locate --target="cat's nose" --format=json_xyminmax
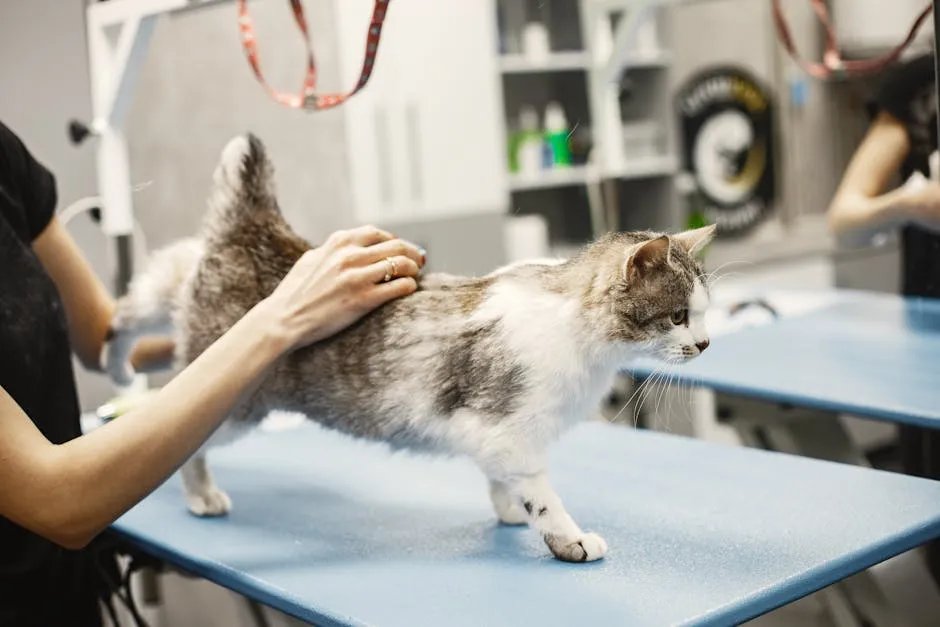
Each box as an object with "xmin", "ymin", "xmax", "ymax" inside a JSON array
[{"xmin": 696, "ymin": 340, "xmax": 710, "ymax": 353}]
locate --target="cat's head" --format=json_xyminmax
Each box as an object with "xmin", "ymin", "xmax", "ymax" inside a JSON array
[{"xmin": 584, "ymin": 225, "xmax": 716, "ymax": 362}]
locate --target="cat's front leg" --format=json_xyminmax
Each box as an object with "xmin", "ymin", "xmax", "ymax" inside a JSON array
[
  {"xmin": 180, "ymin": 452, "xmax": 232, "ymax": 517},
  {"xmin": 485, "ymin": 456, "xmax": 607, "ymax": 562}
]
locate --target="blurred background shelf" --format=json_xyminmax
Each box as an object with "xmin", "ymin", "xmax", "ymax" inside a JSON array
[
  {"xmin": 607, "ymin": 154, "xmax": 678, "ymax": 180},
  {"xmin": 499, "ymin": 51, "xmax": 590, "ymax": 73},
  {"xmin": 508, "ymin": 166, "xmax": 591, "ymax": 191}
]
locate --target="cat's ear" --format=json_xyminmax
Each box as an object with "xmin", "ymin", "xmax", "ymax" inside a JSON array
[
  {"xmin": 672, "ymin": 224, "xmax": 717, "ymax": 257},
  {"xmin": 623, "ymin": 235, "xmax": 671, "ymax": 282}
]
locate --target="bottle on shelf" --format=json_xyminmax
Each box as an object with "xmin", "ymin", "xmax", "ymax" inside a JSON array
[
  {"xmin": 544, "ymin": 101, "xmax": 572, "ymax": 168},
  {"xmin": 510, "ymin": 105, "xmax": 544, "ymax": 176}
]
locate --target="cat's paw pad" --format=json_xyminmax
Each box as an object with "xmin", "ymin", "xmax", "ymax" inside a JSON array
[
  {"xmin": 546, "ymin": 532, "xmax": 608, "ymax": 562},
  {"xmin": 186, "ymin": 487, "xmax": 232, "ymax": 517}
]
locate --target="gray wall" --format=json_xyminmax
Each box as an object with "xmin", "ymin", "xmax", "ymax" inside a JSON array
[{"xmin": 125, "ymin": 0, "xmax": 354, "ymax": 252}]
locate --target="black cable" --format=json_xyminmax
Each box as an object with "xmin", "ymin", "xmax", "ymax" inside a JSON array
[
  {"xmin": 101, "ymin": 594, "xmax": 121, "ymax": 627},
  {"xmin": 95, "ymin": 553, "xmax": 151, "ymax": 627},
  {"xmin": 121, "ymin": 558, "xmax": 151, "ymax": 627}
]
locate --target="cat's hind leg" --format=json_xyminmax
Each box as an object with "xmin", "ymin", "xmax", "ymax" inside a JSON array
[
  {"xmin": 179, "ymin": 407, "xmax": 264, "ymax": 516},
  {"xmin": 180, "ymin": 452, "xmax": 232, "ymax": 517},
  {"xmin": 482, "ymin": 452, "xmax": 607, "ymax": 562}
]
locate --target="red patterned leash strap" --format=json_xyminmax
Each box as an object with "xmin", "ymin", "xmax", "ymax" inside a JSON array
[
  {"xmin": 237, "ymin": 0, "xmax": 390, "ymax": 110},
  {"xmin": 772, "ymin": 0, "xmax": 933, "ymax": 79}
]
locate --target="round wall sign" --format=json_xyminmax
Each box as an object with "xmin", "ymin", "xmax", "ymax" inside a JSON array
[{"xmin": 676, "ymin": 66, "xmax": 777, "ymax": 237}]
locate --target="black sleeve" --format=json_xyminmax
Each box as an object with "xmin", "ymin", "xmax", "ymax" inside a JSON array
[
  {"xmin": 0, "ymin": 120, "xmax": 58, "ymax": 241},
  {"xmin": 870, "ymin": 54, "xmax": 936, "ymax": 123}
]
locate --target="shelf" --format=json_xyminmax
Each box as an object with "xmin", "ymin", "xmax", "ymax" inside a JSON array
[
  {"xmin": 607, "ymin": 154, "xmax": 677, "ymax": 180},
  {"xmin": 619, "ymin": 50, "xmax": 672, "ymax": 70},
  {"xmin": 508, "ymin": 166, "xmax": 590, "ymax": 191},
  {"xmin": 500, "ymin": 52, "xmax": 589, "ymax": 74},
  {"xmin": 508, "ymin": 155, "xmax": 676, "ymax": 192},
  {"xmin": 499, "ymin": 50, "xmax": 671, "ymax": 75}
]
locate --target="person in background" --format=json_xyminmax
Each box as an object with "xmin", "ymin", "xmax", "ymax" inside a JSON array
[
  {"xmin": 0, "ymin": 119, "xmax": 425, "ymax": 626},
  {"xmin": 827, "ymin": 51, "xmax": 940, "ymax": 585}
]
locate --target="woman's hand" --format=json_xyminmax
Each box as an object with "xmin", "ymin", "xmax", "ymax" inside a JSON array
[
  {"xmin": 900, "ymin": 178, "xmax": 940, "ymax": 232},
  {"xmin": 260, "ymin": 225, "xmax": 426, "ymax": 351}
]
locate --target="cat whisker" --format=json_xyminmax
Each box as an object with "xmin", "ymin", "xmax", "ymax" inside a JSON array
[
  {"xmin": 706, "ymin": 271, "xmax": 747, "ymax": 291},
  {"xmin": 636, "ymin": 367, "xmax": 667, "ymax": 428},
  {"xmin": 653, "ymin": 365, "xmax": 673, "ymax": 431},
  {"xmin": 611, "ymin": 366, "xmax": 664, "ymax": 426},
  {"xmin": 703, "ymin": 259, "xmax": 753, "ymax": 286},
  {"xmin": 629, "ymin": 369, "xmax": 664, "ymax": 427}
]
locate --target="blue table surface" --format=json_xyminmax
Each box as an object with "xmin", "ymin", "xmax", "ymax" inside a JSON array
[
  {"xmin": 628, "ymin": 291, "xmax": 940, "ymax": 428},
  {"xmin": 113, "ymin": 420, "xmax": 940, "ymax": 627}
]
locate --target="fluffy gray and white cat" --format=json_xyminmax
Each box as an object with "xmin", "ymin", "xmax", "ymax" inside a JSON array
[{"xmin": 104, "ymin": 134, "xmax": 715, "ymax": 563}]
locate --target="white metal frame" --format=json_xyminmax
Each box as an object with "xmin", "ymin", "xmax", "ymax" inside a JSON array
[{"xmin": 85, "ymin": 0, "xmax": 233, "ymax": 239}]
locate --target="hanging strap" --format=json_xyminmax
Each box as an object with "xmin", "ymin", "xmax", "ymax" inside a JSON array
[
  {"xmin": 771, "ymin": 0, "xmax": 933, "ymax": 79},
  {"xmin": 237, "ymin": 0, "xmax": 390, "ymax": 110}
]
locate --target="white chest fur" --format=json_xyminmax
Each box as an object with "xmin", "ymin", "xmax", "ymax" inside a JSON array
[{"xmin": 475, "ymin": 281, "xmax": 621, "ymax": 440}]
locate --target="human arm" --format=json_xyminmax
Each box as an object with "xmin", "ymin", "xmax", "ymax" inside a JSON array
[
  {"xmin": 31, "ymin": 216, "xmax": 175, "ymax": 373},
  {"xmin": 1, "ymin": 224, "xmax": 423, "ymax": 550},
  {"xmin": 828, "ymin": 54, "xmax": 940, "ymax": 246},
  {"xmin": 825, "ymin": 111, "xmax": 940, "ymax": 245}
]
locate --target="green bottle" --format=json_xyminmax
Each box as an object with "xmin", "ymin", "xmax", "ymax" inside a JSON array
[{"xmin": 544, "ymin": 101, "xmax": 572, "ymax": 167}]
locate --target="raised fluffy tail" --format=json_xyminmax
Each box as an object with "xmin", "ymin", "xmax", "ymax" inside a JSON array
[
  {"xmin": 204, "ymin": 133, "xmax": 279, "ymax": 243},
  {"xmin": 103, "ymin": 237, "xmax": 204, "ymax": 386}
]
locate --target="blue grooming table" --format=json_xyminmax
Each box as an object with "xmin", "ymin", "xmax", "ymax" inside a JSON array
[
  {"xmin": 111, "ymin": 419, "xmax": 940, "ymax": 627},
  {"xmin": 627, "ymin": 289, "xmax": 940, "ymax": 428}
]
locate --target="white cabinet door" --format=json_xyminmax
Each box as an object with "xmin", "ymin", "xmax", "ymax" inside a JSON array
[
  {"xmin": 335, "ymin": 0, "xmax": 508, "ymax": 224},
  {"xmin": 394, "ymin": 0, "xmax": 508, "ymax": 220},
  {"xmin": 334, "ymin": 0, "xmax": 409, "ymax": 224}
]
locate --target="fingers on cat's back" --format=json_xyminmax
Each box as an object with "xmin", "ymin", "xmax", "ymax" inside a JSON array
[
  {"xmin": 370, "ymin": 276, "xmax": 418, "ymax": 306},
  {"xmin": 329, "ymin": 225, "xmax": 394, "ymax": 249}
]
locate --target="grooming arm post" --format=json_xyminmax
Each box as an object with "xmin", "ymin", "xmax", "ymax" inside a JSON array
[{"xmin": 85, "ymin": 0, "xmax": 235, "ymax": 295}]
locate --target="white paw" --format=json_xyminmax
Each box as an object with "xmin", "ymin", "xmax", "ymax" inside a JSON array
[
  {"xmin": 186, "ymin": 486, "xmax": 232, "ymax": 517},
  {"xmin": 546, "ymin": 532, "xmax": 608, "ymax": 562},
  {"xmin": 104, "ymin": 338, "xmax": 136, "ymax": 387}
]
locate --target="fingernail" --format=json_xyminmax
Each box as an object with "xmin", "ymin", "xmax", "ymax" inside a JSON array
[{"xmin": 419, "ymin": 248, "xmax": 427, "ymax": 266}]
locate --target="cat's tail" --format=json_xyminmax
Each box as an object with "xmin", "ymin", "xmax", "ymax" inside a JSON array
[
  {"xmin": 102, "ymin": 237, "xmax": 204, "ymax": 386},
  {"xmin": 203, "ymin": 133, "xmax": 279, "ymax": 244}
]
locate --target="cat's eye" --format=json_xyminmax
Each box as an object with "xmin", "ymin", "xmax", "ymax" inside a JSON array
[{"xmin": 670, "ymin": 309, "xmax": 688, "ymax": 325}]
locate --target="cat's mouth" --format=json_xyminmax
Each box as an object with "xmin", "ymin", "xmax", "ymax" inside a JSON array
[{"xmin": 654, "ymin": 344, "xmax": 705, "ymax": 364}]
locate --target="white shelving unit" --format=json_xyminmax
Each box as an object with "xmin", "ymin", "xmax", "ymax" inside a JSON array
[
  {"xmin": 334, "ymin": 0, "xmax": 508, "ymax": 226},
  {"xmin": 494, "ymin": 0, "xmax": 682, "ymax": 250},
  {"xmin": 499, "ymin": 51, "xmax": 590, "ymax": 73}
]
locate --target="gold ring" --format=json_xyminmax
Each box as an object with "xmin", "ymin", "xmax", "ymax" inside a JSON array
[{"xmin": 383, "ymin": 257, "xmax": 397, "ymax": 282}]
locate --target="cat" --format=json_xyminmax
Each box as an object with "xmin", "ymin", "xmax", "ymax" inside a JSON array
[{"xmin": 103, "ymin": 133, "xmax": 715, "ymax": 563}]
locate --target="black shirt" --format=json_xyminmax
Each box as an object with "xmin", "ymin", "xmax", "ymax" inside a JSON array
[
  {"xmin": 869, "ymin": 53, "xmax": 940, "ymax": 297},
  {"xmin": 0, "ymin": 120, "xmax": 106, "ymax": 626}
]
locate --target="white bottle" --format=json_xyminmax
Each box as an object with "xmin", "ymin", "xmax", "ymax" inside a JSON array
[
  {"xmin": 522, "ymin": 22, "xmax": 551, "ymax": 64},
  {"xmin": 517, "ymin": 105, "xmax": 543, "ymax": 176}
]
